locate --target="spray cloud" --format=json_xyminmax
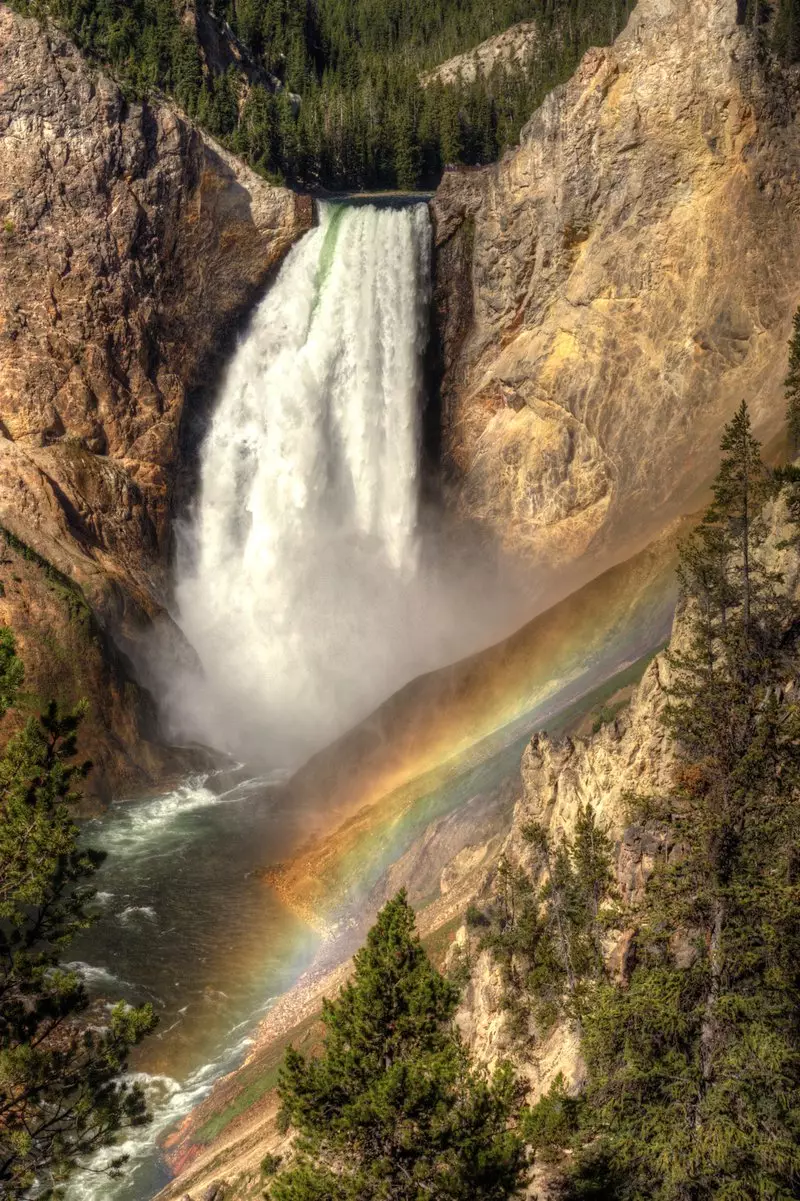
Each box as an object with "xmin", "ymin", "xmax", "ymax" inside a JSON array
[{"xmin": 163, "ymin": 202, "xmax": 533, "ymax": 767}]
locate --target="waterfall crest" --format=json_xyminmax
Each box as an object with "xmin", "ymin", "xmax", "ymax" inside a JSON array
[{"xmin": 171, "ymin": 203, "xmax": 432, "ymax": 763}]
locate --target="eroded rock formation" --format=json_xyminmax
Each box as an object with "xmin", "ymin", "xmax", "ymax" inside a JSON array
[
  {"xmin": 421, "ymin": 20, "xmax": 539, "ymax": 87},
  {"xmin": 0, "ymin": 5, "xmax": 310, "ymax": 796},
  {"xmin": 432, "ymin": 0, "xmax": 800, "ymax": 568},
  {"xmin": 451, "ymin": 490, "xmax": 800, "ymax": 1116},
  {"xmin": 453, "ymin": 644, "xmax": 676, "ymax": 1096}
]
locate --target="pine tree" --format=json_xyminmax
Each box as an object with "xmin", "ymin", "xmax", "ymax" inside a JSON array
[
  {"xmin": 238, "ymin": 84, "xmax": 279, "ymax": 175},
  {"xmin": 0, "ymin": 631, "xmax": 157, "ymax": 1198},
  {"xmin": 570, "ymin": 804, "xmax": 617, "ymax": 974},
  {"xmin": 276, "ymin": 90, "xmax": 300, "ymax": 182},
  {"xmin": 565, "ymin": 404, "xmax": 800, "ymax": 1200},
  {"xmin": 209, "ymin": 67, "xmax": 241, "ymax": 138},
  {"xmin": 272, "ymin": 892, "xmax": 527, "ymax": 1200},
  {"xmin": 476, "ymin": 806, "xmax": 616, "ymax": 1038},
  {"xmin": 438, "ymin": 86, "xmax": 464, "ymax": 167},
  {"xmin": 171, "ymin": 26, "xmax": 203, "ymax": 116},
  {"xmin": 392, "ymin": 103, "xmax": 421, "ymax": 191}
]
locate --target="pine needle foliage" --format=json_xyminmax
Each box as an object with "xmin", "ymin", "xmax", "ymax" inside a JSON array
[
  {"xmin": 563, "ymin": 402, "xmax": 800, "ymax": 1200},
  {"xmin": 477, "ymin": 805, "xmax": 617, "ymax": 1036},
  {"xmin": 9, "ymin": 0, "xmax": 635, "ymax": 191},
  {"xmin": 272, "ymin": 891, "xmax": 527, "ymax": 1200},
  {"xmin": 0, "ymin": 632, "xmax": 156, "ymax": 1199},
  {"xmin": 520, "ymin": 1073, "xmax": 581, "ymax": 1166}
]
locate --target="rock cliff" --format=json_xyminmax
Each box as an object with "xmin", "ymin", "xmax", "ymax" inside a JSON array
[
  {"xmin": 451, "ymin": 490, "xmax": 800, "ymax": 1126},
  {"xmin": 421, "ymin": 20, "xmax": 539, "ymax": 87},
  {"xmin": 432, "ymin": 0, "xmax": 800, "ymax": 569},
  {"xmin": 453, "ymin": 643, "xmax": 676, "ymax": 1098},
  {"xmin": 0, "ymin": 5, "xmax": 310, "ymax": 796}
]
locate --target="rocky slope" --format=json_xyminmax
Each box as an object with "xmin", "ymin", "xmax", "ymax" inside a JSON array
[
  {"xmin": 0, "ymin": 5, "xmax": 310, "ymax": 796},
  {"xmin": 450, "ymin": 489, "xmax": 800, "ymax": 1127},
  {"xmin": 432, "ymin": 0, "xmax": 800, "ymax": 569},
  {"xmin": 422, "ymin": 20, "xmax": 539, "ymax": 87}
]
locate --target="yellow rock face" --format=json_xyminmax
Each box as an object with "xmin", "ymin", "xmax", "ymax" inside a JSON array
[
  {"xmin": 432, "ymin": 0, "xmax": 800, "ymax": 571},
  {"xmin": 0, "ymin": 7, "xmax": 311, "ymax": 795}
]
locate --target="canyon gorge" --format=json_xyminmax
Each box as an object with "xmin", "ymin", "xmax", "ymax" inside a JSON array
[
  {"xmin": 3, "ymin": 0, "xmax": 800, "ymax": 792},
  {"xmin": 2, "ymin": 0, "xmax": 800, "ymax": 1196}
]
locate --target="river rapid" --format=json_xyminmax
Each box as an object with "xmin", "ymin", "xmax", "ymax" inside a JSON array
[{"xmin": 66, "ymin": 770, "xmax": 319, "ymax": 1201}]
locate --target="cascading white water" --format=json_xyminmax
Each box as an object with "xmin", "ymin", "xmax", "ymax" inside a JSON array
[{"xmin": 170, "ymin": 203, "xmax": 433, "ymax": 763}]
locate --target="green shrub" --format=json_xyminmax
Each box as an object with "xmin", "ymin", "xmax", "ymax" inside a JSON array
[{"xmin": 521, "ymin": 1074, "xmax": 581, "ymax": 1163}]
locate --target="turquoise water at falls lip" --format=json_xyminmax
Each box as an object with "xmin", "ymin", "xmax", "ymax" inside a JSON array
[{"xmin": 66, "ymin": 770, "xmax": 320, "ymax": 1201}]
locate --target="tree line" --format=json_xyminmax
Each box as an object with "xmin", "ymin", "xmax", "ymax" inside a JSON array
[
  {"xmin": 12, "ymin": 0, "xmax": 800, "ymax": 191},
  {"xmin": 12, "ymin": 0, "xmax": 637, "ymax": 190}
]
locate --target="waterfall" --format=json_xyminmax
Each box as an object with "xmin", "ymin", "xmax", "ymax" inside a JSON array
[{"xmin": 170, "ymin": 203, "xmax": 433, "ymax": 764}]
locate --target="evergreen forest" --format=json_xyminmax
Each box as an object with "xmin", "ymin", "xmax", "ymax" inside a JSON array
[
  {"xmin": 0, "ymin": 643, "xmax": 156, "ymax": 1198},
  {"xmin": 0, "ymin": 0, "xmax": 641, "ymax": 190},
  {"xmin": 13, "ymin": 0, "xmax": 800, "ymax": 190}
]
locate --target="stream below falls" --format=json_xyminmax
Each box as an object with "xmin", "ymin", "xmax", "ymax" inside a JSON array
[{"xmin": 66, "ymin": 769, "xmax": 320, "ymax": 1201}]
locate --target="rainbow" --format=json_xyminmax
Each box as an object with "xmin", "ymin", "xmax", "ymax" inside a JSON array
[{"xmin": 270, "ymin": 517, "xmax": 687, "ymax": 926}]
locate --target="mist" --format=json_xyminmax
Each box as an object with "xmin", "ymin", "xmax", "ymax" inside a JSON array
[{"xmin": 151, "ymin": 202, "xmax": 539, "ymax": 770}]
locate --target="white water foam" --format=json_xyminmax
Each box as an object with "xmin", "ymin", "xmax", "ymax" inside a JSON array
[
  {"xmin": 118, "ymin": 907, "xmax": 158, "ymax": 926},
  {"xmin": 166, "ymin": 202, "xmax": 432, "ymax": 764},
  {"xmin": 63, "ymin": 962, "xmax": 134, "ymax": 992},
  {"xmin": 85, "ymin": 772, "xmax": 281, "ymax": 860},
  {"xmin": 65, "ymin": 995, "xmax": 279, "ymax": 1201},
  {"xmin": 65, "ymin": 1071, "xmax": 204, "ymax": 1201}
]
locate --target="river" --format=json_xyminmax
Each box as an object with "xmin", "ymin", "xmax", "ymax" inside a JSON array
[{"xmin": 66, "ymin": 769, "xmax": 319, "ymax": 1201}]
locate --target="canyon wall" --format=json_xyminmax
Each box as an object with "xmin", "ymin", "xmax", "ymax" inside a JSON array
[
  {"xmin": 451, "ymin": 490, "xmax": 800, "ymax": 1145},
  {"xmin": 432, "ymin": 0, "xmax": 800, "ymax": 569},
  {"xmin": 0, "ymin": 5, "xmax": 310, "ymax": 797}
]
